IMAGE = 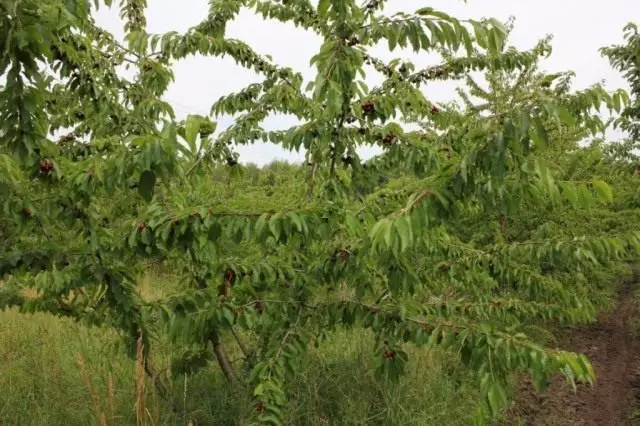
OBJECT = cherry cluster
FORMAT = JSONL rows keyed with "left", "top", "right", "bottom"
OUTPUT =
{"left": 39, "top": 159, "right": 54, "bottom": 175}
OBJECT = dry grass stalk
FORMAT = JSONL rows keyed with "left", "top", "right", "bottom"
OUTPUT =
{"left": 75, "top": 352, "right": 107, "bottom": 426}
{"left": 107, "top": 372, "right": 115, "bottom": 423}
{"left": 135, "top": 335, "right": 146, "bottom": 426}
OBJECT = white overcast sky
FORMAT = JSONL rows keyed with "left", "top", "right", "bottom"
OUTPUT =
{"left": 94, "top": 0, "right": 638, "bottom": 165}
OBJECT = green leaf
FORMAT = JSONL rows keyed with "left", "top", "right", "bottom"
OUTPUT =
{"left": 208, "top": 222, "right": 222, "bottom": 242}
{"left": 560, "top": 183, "right": 578, "bottom": 206}
{"left": 288, "top": 212, "right": 303, "bottom": 233}
{"left": 592, "top": 180, "right": 613, "bottom": 203}
{"left": 395, "top": 217, "right": 410, "bottom": 252}
{"left": 369, "top": 219, "right": 387, "bottom": 241}
{"left": 531, "top": 116, "right": 548, "bottom": 149}
{"left": 345, "top": 214, "right": 360, "bottom": 236}
{"left": 383, "top": 219, "right": 394, "bottom": 249}
{"left": 255, "top": 213, "right": 269, "bottom": 239}
{"left": 387, "top": 25, "right": 399, "bottom": 51}
{"left": 487, "top": 381, "right": 507, "bottom": 415}
{"left": 141, "top": 228, "right": 152, "bottom": 245}
{"left": 488, "top": 18, "right": 508, "bottom": 35}
{"left": 460, "top": 157, "right": 468, "bottom": 182}
{"left": 127, "top": 227, "right": 139, "bottom": 248}
{"left": 222, "top": 307, "right": 234, "bottom": 326}
{"left": 472, "top": 22, "right": 488, "bottom": 49}
{"left": 488, "top": 30, "right": 500, "bottom": 56}
{"left": 317, "top": 0, "right": 330, "bottom": 17}
{"left": 416, "top": 7, "right": 435, "bottom": 15}
{"left": 579, "top": 185, "right": 595, "bottom": 208}
{"left": 138, "top": 170, "right": 156, "bottom": 202}
{"left": 557, "top": 106, "right": 577, "bottom": 126}
{"left": 269, "top": 216, "right": 282, "bottom": 241}
{"left": 461, "top": 28, "right": 473, "bottom": 56}
{"left": 184, "top": 115, "right": 201, "bottom": 150}
{"left": 370, "top": 218, "right": 392, "bottom": 251}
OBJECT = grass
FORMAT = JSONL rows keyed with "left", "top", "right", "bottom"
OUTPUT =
{"left": 0, "top": 271, "right": 488, "bottom": 426}
{"left": 0, "top": 309, "right": 136, "bottom": 425}
{"left": 5, "top": 265, "right": 634, "bottom": 425}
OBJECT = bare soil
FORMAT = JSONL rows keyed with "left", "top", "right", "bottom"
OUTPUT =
{"left": 509, "top": 281, "right": 640, "bottom": 426}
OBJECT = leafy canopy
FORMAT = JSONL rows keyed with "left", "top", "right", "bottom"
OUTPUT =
{"left": 1, "top": 0, "right": 640, "bottom": 424}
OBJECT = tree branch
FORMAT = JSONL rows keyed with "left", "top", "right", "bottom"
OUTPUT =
{"left": 231, "top": 326, "right": 251, "bottom": 359}
{"left": 144, "top": 360, "right": 181, "bottom": 414}
{"left": 211, "top": 332, "right": 239, "bottom": 383}
{"left": 306, "top": 161, "right": 318, "bottom": 201}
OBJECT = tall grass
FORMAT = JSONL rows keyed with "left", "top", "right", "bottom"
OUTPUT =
{"left": 0, "top": 272, "right": 488, "bottom": 425}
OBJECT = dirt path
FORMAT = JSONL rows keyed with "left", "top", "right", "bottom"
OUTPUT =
{"left": 509, "top": 281, "right": 640, "bottom": 426}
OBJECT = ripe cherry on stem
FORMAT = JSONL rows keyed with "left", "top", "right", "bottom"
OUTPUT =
{"left": 39, "top": 159, "right": 54, "bottom": 174}
{"left": 361, "top": 100, "right": 376, "bottom": 115}
{"left": 383, "top": 133, "right": 396, "bottom": 145}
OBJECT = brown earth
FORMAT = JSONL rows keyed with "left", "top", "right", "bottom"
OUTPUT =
{"left": 508, "top": 279, "right": 640, "bottom": 426}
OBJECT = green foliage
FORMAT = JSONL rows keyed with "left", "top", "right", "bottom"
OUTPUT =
{"left": 602, "top": 23, "right": 640, "bottom": 141}
{"left": 1, "top": 1, "right": 640, "bottom": 424}
{"left": 0, "top": 306, "right": 487, "bottom": 425}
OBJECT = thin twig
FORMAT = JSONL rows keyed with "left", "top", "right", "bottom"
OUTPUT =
{"left": 135, "top": 336, "right": 146, "bottom": 426}
{"left": 305, "top": 161, "right": 318, "bottom": 201}
{"left": 329, "top": 115, "right": 347, "bottom": 177}
{"left": 144, "top": 361, "right": 181, "bottom": 414}
{"left": 374, "top": 290, "right": 389, "bottom": 304}
{"left": 230, "top": 326, "right": 251, "bottom": 359}
{"left": 269, "top": 310, "right": 303, "bottom": 378}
